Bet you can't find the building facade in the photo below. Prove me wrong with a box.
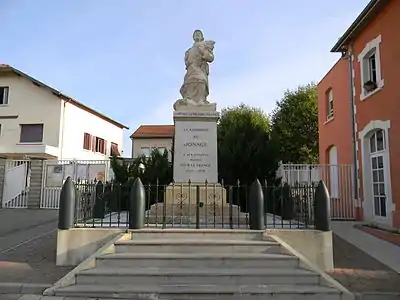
[130,125,174,160]
[0,64,128,160]
[318,0,400,229]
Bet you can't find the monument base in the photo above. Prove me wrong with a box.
[166,183,227,206]
[144,183,249,225]
[172,110,220,183]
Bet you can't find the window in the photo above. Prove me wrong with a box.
[157,147,166,154]
[328,146,339,199]
[358,35,383,99]
[369,129,385,154]
[0,87,9,105]
[95,137,106,154]
[83,133,92,150]
[110,142,120,156]
[20,124,44,143]
[368,53,377,83]
[141,147,151,157]
[326,89,334,120]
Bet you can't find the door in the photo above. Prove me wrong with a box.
[371,154,387,218]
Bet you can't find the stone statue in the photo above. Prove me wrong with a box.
[174,30,216,111]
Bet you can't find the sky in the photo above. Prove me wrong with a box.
[1,0,370,156]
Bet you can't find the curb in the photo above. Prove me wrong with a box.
[0,282,50,294]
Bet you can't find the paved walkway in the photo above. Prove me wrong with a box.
[332,221,400,273]
[0,209,73,295]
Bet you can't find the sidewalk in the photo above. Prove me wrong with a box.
[332,221,400,273]
[0,209,58,237]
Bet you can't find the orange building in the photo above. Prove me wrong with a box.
[318,0,400,229]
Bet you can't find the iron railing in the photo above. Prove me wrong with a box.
[71,179,318,229]
[277,163,355,220]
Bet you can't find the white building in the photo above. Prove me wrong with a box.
[130,125,174,160]
[0,64,129,160]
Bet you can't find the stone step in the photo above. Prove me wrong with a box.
[130,229,269,241]
[96,253,299,269]
[54,284,342,299]
[77,267,320,286]
[115,239,282,254]
[144,216,250,226]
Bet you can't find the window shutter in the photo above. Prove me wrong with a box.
[92,136,96,152]
[103,140,107,154]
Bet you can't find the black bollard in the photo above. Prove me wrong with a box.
[249,179,265,230]
[129,177,146,229]
[314,180,331,231]
[93,181,105,219]
[58,177,76,230]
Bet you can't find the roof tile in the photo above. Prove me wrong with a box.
[131,125,174,138]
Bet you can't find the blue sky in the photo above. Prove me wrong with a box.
[1,0,370,156]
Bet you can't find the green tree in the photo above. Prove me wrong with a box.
[270,83,318,164]
[218,103,277,185]
[110,149,172,185]
[108,149,173,210]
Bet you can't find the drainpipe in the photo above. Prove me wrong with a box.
[344,45,359,201]
[59,100,67,160]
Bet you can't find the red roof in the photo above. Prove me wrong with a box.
[131,125,174,138]
[0,64,129,129]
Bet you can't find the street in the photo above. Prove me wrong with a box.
[0,209,73,284]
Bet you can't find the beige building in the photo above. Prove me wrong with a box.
[130,125,174,160]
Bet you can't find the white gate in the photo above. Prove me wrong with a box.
[40,159,111,209]
[2,160,31,208]
[276,163,356,220]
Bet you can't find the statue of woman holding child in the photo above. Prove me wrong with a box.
[174,30,216,110]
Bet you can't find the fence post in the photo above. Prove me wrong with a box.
[196,185,200,229]
[129,177,146,229]
[58,177,76,230]
[93,181,105,219]
[228,186,233,229]
[314,180,331,231]
[249,179,264,230]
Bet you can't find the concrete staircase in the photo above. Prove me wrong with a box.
[51,230,352,299]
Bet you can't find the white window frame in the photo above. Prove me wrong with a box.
[357,35,384,101]
[0,86,9,105]
[327,89,334,121]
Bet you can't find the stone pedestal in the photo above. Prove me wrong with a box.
[145,183,248,225]
[166,183,226,206]
[145,103,250,225]
[173,109,219,183]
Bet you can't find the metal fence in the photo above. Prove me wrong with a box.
[40,159,111,209]
[2,160,31,208]
[277,163,355,220]
[72,180,318,229]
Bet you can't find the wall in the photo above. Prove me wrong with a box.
[56,228,124,266]
[318,58,353,165]
[0,73,62,152]
[351,0,400,228]
[131,137,173,160]
[61,101,124,160]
